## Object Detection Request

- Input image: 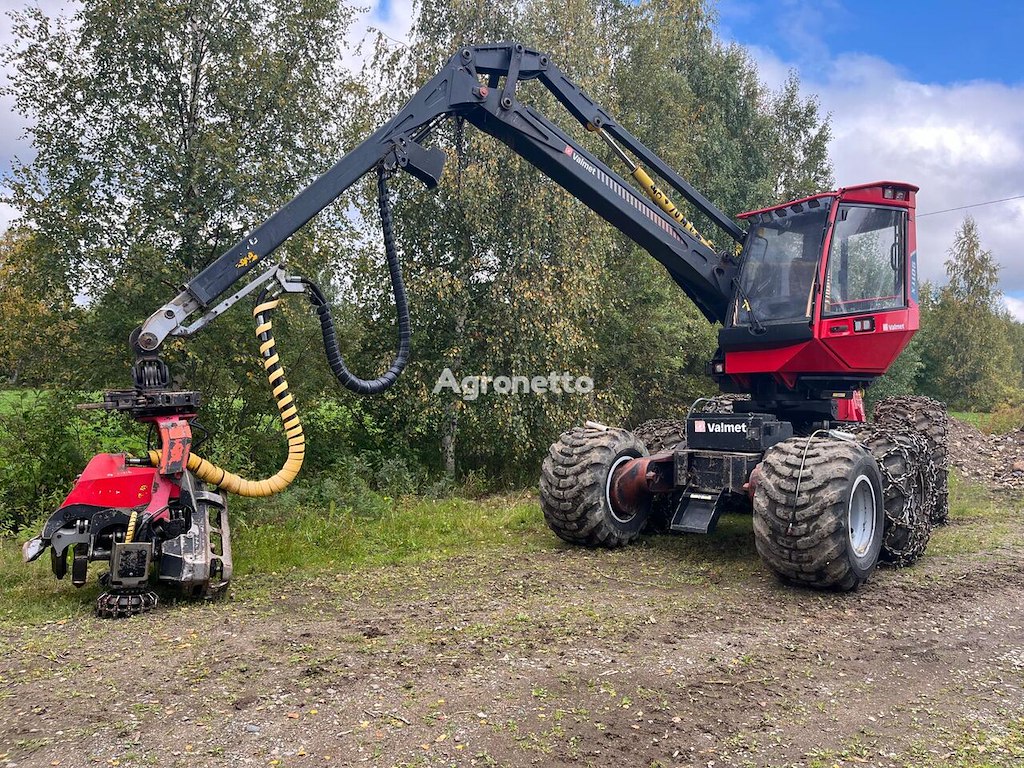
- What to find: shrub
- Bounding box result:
[982,403,1024,435]
[0,391,146,532]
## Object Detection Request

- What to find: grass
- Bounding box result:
[801,715,1024,767]
[3,473,1024,766]
[950,411,989,429]
[925,471,1024,558]
[230,490,551,576]
[2,469,1020,625]
[950,407,1024,434]
[0,490,554,624]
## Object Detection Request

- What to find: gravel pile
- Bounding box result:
[947,417,1024,490]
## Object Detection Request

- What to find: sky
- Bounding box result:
[715,0,1024,318]
[1,0,1022,315]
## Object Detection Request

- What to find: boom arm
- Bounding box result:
[136,42,743,356]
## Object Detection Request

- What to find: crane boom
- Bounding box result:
[135,42,743,355]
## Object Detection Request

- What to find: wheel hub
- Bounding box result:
[848,474,877,557]
[606,456,640,523]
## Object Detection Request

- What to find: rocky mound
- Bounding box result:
[947,417,1024,490]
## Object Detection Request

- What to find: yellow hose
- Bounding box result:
[148,295,305,497]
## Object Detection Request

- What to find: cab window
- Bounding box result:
[734,207,828,326]
[823,206,906,317]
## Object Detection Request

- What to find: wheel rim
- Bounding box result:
[606,456,636,524]
[848,474,876,557]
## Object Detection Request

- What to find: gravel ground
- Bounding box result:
[3,511,1024,768]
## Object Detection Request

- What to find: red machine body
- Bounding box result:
[716,182,919,419]
[60,453,160,510]
[57,415,193,523]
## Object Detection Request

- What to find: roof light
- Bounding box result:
[883,187,895,199]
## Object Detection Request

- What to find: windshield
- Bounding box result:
[733,206,829,326]
[822,205,906,316]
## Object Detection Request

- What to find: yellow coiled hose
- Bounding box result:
[147,294,305,497]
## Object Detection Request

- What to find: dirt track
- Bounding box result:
[3,512,1024,768]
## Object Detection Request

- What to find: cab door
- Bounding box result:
[818,204,915,373]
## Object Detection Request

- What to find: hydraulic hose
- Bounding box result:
[144,163,404,497]
[148,291,305,497]
[308,163,410,395]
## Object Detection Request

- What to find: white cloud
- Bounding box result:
[340,0,413,72]
[1005,296,1024,322]
[745,45,1024,294]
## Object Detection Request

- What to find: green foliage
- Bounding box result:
[865,334,924,410]
[0,231,81,386]
[916,217,1021,410]
[1,0,365,421]
[2,0,834,490]
[0,391,147,532]
[950,405,1024,435]
[344,0,833,479]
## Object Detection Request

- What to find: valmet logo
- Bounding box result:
[693,419,747,434]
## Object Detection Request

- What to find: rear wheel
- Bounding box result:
[873,396,949,524]
[631,419,687,453]
[852,425,932,567]
[753,435,884,591]
[540,425,650,548]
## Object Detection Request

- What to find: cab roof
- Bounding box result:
[737,181,919,220]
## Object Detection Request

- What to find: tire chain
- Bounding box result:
[630,419,687,453]
[873,395,949,524]
[691,394,750,414]
[846,422,934,566]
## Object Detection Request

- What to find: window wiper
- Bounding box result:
[731,278,767,335]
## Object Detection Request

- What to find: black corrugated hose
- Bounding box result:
[307,164,410,395]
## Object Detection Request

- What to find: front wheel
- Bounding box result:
[540,425,650,548]
[753,435,884,591]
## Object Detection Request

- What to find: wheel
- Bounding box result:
[540,425,650,547]
[873,395,949,525]
[852,425,932,567]
[753,435,884,591]
[631,419,687,453]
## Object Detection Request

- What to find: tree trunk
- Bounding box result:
[440,290,469,477]
[441,400,458,477]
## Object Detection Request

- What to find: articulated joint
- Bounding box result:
[607,453,675,519]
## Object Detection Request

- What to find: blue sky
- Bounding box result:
[718,0,1024,87]
[716,0,1024,316]
[2,0,1022,313]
